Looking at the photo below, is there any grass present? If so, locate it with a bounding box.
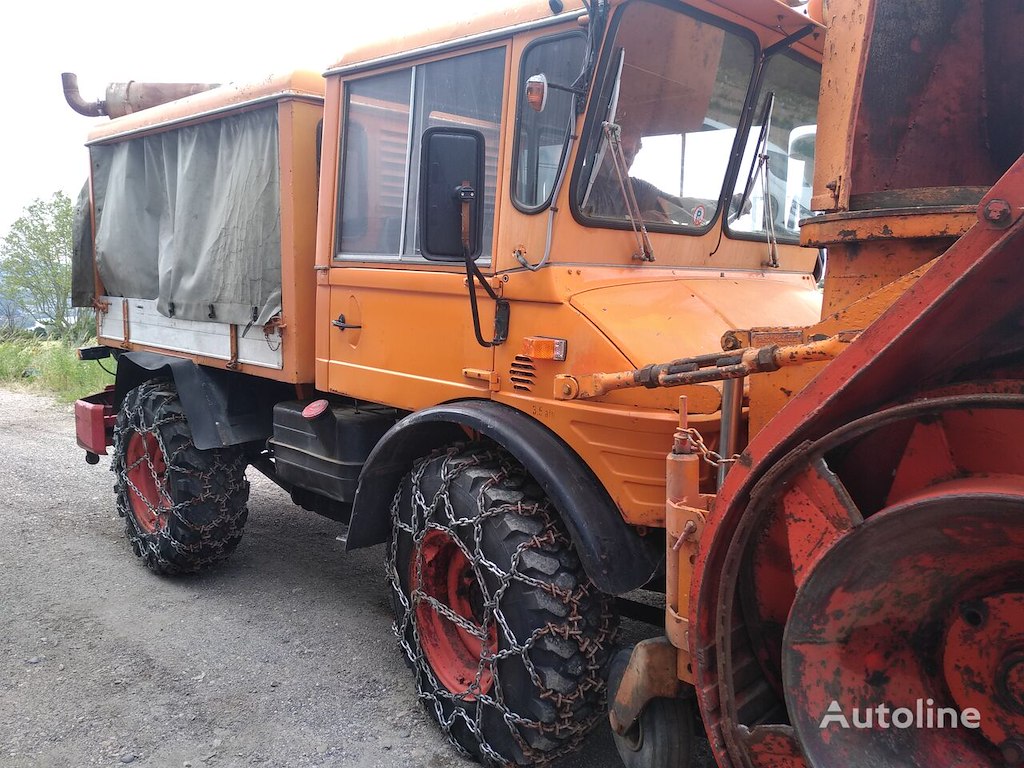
[0,335,113,403]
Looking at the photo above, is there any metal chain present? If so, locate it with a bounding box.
[112,389,247,570]
[386,447,615,766]
[263,328,282,352]
[682,427,741,468]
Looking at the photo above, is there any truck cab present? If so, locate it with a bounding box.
[317,0,823,530]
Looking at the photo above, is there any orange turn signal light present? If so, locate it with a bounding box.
[522,336,567,361]
[525,74,548,113]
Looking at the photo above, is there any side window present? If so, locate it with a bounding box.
[403,48,505,258]
[339,122,367,241]
[338,69,412,256]
[513,33,587,210]
[337,48,505,260]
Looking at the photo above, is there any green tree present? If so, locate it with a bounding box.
[0,191,84,338]
[0,288,24,330]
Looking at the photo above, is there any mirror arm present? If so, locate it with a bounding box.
[464,252,501,348]
[457,184,508,348]
[762,23,815,58]
[459,186,475,255]
[546,81,587,97]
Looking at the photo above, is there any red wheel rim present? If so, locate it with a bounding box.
[125,431,170,533]
[411,529,497,697]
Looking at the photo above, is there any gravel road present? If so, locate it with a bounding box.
[0,387,688,768]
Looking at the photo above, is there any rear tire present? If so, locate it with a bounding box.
[387,444,617,766]
[111,379,249,575]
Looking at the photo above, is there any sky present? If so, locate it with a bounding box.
[0,0,525,237]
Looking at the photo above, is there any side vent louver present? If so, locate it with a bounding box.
[510,355,536,392]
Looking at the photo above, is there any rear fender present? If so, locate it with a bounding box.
[347,400,662,595]
[114,351,293,450]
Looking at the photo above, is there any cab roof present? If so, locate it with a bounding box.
[328,0,822,77]
[328,1,586,75]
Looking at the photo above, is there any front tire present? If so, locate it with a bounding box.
[608,648,695,768]
[111,379,249,575]
[388,445,617,766]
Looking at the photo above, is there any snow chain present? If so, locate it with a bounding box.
[113,394,247,567]
[387,447,615,766]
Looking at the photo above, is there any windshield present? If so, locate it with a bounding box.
[575,1,756,229]
[574,1,820,243]
[729,52,821,241]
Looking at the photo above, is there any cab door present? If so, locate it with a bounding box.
[323,46,507,410]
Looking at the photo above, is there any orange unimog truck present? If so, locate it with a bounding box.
[68,1,825,765]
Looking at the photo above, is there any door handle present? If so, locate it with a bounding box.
[331,314,362,331]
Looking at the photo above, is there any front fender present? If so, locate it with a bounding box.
[348,400,662,595]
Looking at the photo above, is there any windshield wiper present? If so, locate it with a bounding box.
[734,91,781,267]
[581,50,655,261]
[735,91,775,221]
[604,122,655,261]
[582,48,623,210]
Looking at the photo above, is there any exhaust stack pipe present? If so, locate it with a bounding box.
[61,72,220,118]
[62,73,105,117]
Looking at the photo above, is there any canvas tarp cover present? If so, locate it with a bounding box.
[71,181,94,308]
[91,106,282,326]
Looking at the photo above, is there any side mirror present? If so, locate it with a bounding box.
[418,127,484,262]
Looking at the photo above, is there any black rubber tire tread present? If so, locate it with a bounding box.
[608,647,695,768]
[389,444,618,767]
[112,379,249,575]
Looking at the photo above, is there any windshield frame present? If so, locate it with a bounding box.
[569,0,763,238]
